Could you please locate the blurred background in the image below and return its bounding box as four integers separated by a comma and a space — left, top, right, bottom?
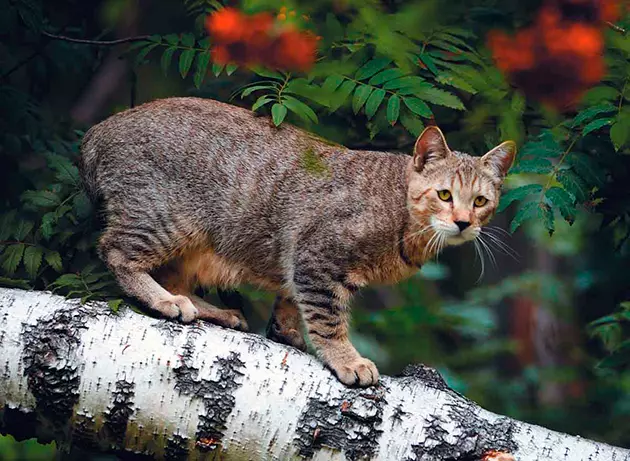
1, 0, 629, 459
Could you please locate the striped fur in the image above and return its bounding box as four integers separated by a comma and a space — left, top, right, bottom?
80, 97, 515, 386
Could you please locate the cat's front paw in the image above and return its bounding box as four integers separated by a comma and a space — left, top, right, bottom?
328, 356, 380, 387
154, 295, 198, 323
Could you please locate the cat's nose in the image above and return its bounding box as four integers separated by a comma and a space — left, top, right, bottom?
455, 221, 470, 232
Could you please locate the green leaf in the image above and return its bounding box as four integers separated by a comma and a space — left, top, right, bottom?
413, 87, 465, 110
582, 85, 619, 104
282, 96, 318, 123
510, 158, 553, 174
72, 192, 93, 219
45, 251, 63, 272
285, 79, 331, 107
251, 68, 282, 79
135, 43, 159, 64
387, 95, 400, 125
435, 73, 476, 93
164, 34, 180, 46
46, 153, 79, 185
252, 95, 274, 112
0, 212, 17, 240
193, 51, 211, 88
365, 89, 386, 119
498, 184, 543, 213
400, 112, 424, 136
329, 80, 356, 112
180, 33, 195, 48
568, 153, 605, 186
161, 47, 176, 76
0, 277, 31, 289
212, 63, 225, 76
1, 244, 25, 275
179, 49, 196, 78
510, 202, 540, 233
241, 85, 275, 98
402, 97, 432, 117
13, 220, 34, 240
271, 104, 287, 126
540, 203, 555, 236
519, 132, 562, 159
582, 118, 612, 136
23, 246, 43, 279
571, 104, 616, 127
355, 58, 392, 81
557, 170, 588, 202
322, 74, 345, 93
108, 299, 124, 313
369, 68, 406, 86
610, 115, 630, 151
352, 85, 374, 114
598, 341, 630, 369
21, 190, 61, 208
383, 76, 427, 91
53, 273, 82, 288
546, 187, 576, 224
226, 63, 238, 75
40, 212, 56, 239
418, 54, 439, 74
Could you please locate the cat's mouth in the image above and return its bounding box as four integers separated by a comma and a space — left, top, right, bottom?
430, 218, 479, 247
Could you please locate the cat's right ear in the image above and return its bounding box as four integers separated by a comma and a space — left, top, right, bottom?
413, 126, 450, 171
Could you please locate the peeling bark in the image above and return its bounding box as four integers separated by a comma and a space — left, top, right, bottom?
0, 288, 628, 461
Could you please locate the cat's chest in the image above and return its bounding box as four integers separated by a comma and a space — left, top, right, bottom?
347, 256, 420, 287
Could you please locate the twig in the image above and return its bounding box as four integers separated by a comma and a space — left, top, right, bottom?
41, 30, 153, 46
607, 22, 627, 34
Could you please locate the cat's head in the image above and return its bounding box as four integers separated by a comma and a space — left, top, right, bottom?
407, 126, 516, 247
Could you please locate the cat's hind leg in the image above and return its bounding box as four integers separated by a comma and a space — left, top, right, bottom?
99, 230, 199, 323
158, 264, 249, 331
266, 296, 307, 351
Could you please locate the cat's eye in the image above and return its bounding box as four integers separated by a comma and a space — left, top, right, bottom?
474, 196, 488, 207
437, 190, 452, 202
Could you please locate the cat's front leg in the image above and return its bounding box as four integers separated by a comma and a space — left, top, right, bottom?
293, 270, 379, 387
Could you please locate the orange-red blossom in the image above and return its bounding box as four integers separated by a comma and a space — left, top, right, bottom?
205, 7, 317, 72
488, 0, 624, 110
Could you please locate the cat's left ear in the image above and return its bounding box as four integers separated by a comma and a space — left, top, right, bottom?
481, 141, 516, 180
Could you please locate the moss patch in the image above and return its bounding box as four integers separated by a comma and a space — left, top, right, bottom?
300, 148, 331, 178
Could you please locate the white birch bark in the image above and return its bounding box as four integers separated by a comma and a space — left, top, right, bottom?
0, 288, 628, 461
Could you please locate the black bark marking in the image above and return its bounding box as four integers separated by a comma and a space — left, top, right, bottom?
73, 411, 100, 452
102, 380, 136, 447
406, 401, 517, 461
21, 306, 92, 431
0, 406, 38, 442
398, 363, 517, 459
172, 326, 245, 452
295, 385, 386, 460
164, 433, 190, 461
399, 364, 461, 397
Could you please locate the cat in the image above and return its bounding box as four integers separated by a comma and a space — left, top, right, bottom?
80, 97, 515, 387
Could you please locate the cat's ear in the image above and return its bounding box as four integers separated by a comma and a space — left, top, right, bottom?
481, 141, 517, 179
413, 126, 451, 171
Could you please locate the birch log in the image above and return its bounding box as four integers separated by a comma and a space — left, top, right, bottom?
0, 288, 628, 461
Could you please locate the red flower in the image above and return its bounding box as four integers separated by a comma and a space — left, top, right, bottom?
205, 8, 245, 44
487, 2, 612, 111
204, 8, 317, 72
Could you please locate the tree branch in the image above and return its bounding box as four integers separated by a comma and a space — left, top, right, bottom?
41, 30, 153, 46
0, 288, 628, 460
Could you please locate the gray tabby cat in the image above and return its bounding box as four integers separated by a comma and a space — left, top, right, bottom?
80, 97, 515, 387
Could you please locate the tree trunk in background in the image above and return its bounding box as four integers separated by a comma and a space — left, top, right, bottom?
0, 289, 627, 461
